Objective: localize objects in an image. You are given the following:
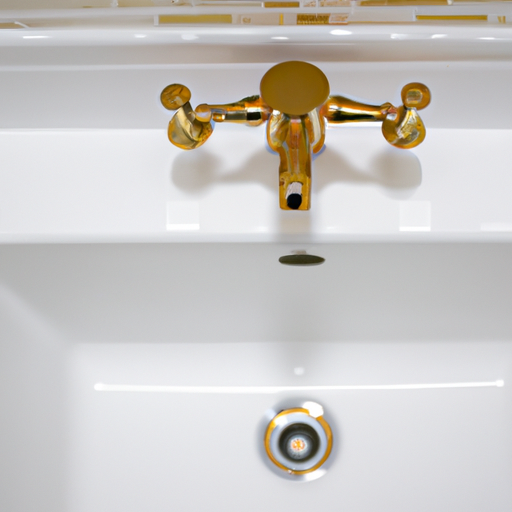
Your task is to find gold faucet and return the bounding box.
[161,61,431,210]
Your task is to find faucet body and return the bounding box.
[161,62,430,210]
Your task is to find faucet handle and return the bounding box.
[161,83,192,111]
[160,83,213,150]
[381,82,431,149]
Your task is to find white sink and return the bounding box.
[1,13,512,512]
[1,243,512,511]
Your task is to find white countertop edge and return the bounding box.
[2,232,512,244]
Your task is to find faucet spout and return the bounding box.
[268,110,324,210]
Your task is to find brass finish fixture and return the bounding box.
[161,61,431,210]
[264,406,333,476]
[260,61,330,116]
[382,82,431,148]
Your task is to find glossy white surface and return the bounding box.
[1,243,512,511]
[1,125,512,241]
[1,22,512,512]
[0,25,512,241]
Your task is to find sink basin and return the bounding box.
[1,242,512,511]
[1,10,512,512]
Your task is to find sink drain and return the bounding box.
[264,404,333,477]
